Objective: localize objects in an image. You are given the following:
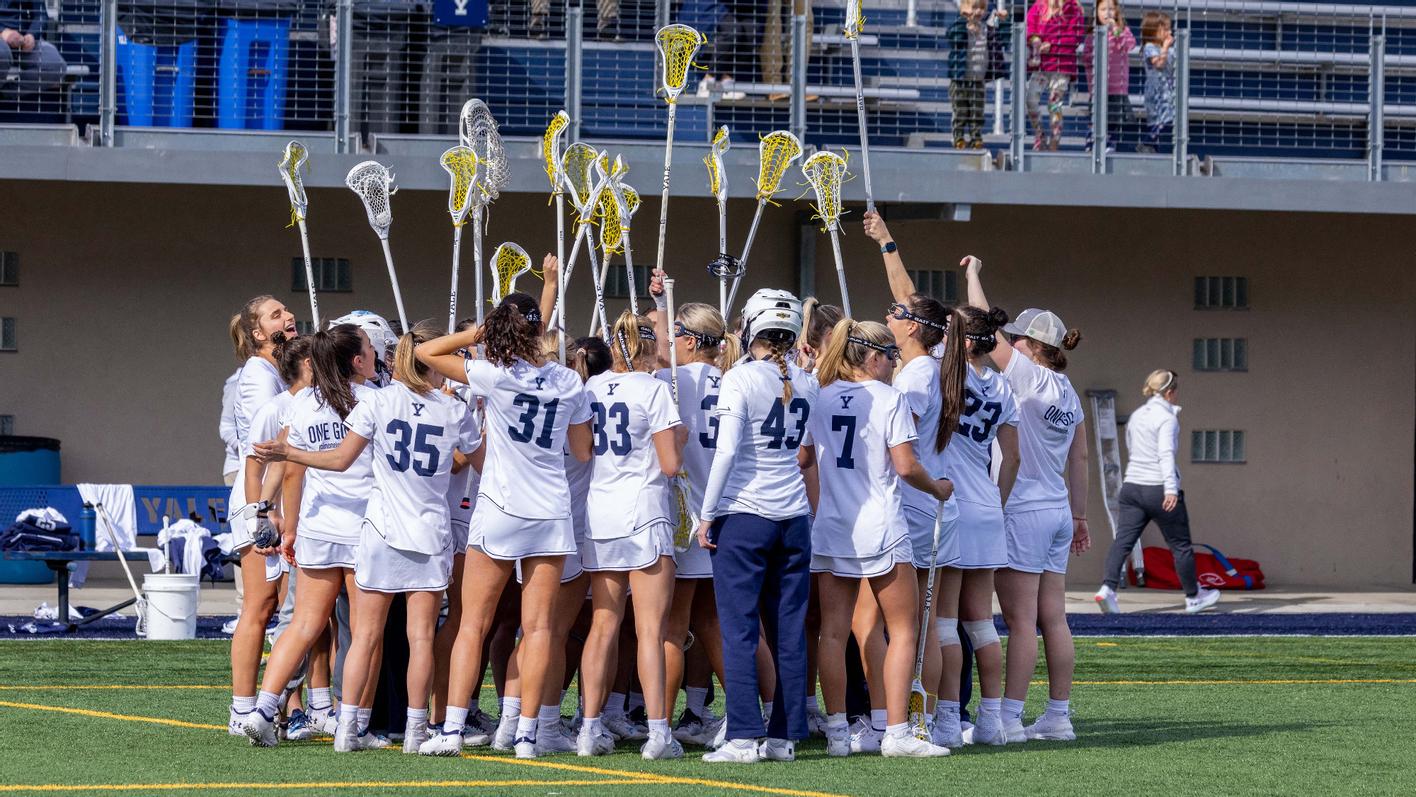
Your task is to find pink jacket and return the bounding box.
[1026,0,1085,76]
[1106,26,1136,95]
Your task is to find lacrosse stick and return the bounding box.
[345,160,408,331]
[461,100,509,325]
[844,0,876,212]
[703,126,737,314]
[664,276,697,552]
[725,130,802,317]
[490,242,533,304]
[543,110,571,359]
[909,502,946,740]
[440,145,480,333]
[603,154,639,316]
[591,179,643,338]
[548,142,602,333]
[651,23,707,290]
[278,141,319,328]
[161,514,172,574]
[95,502,147,636]
[802,150,853,318]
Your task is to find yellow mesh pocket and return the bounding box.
[542,110,570,195]
[561,142,600,217]
[844,0,866,39]
[491,242,532,302]
[801,150,849,229]
[655,24,707,102]
[755,130,804,203]
[672,475,698,552]
[278,140,309,224]
[439,146,479,227]
[705,125,730,202]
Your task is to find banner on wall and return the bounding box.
[432,0,490,27]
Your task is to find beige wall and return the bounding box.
[1,182,1412,587]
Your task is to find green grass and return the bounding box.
[1,637,1415,796]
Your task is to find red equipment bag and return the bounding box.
[1127,543,1265,590]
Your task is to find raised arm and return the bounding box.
[961,255,1012,371]
[416,327,481,384]
[538,254,560,328]
[1066,421,1090,554]
[863,210,916,303]
[647,269,671,368]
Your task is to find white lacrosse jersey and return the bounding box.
[284,383,377,545]
[1002,353,1083,512]
[245,390,297,459]
[655,362,724,512]
[463,358,592,520]
[565,451,593,540]
[705,359,819,521]
[345,382,481,555]
[943,365,1019,509]
[235,356,286,450]
[585,370,682,540]
[893,355,951,515]
[447,386,483,531]
[808,380,916,558]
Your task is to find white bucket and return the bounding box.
[142,573,200,640]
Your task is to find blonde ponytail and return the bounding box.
[1142,369,1176,398]
[394,320,441,396]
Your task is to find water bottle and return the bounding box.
[79,503,97,550]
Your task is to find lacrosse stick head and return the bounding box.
[491,242,533,304]
[801,150,849,230]
[671,476,699,553]
[755,130,804,203]
[620,183,642,221]
[655,24,707,103]
[561,142,600,217]
[278,140,309,222]
[595,183,627,256]
[542,110,570,195]
[844,0,865,39]
[345,160,396,240]
[460,99,508,204]
[705,125,730,204]
[439,145,480,228]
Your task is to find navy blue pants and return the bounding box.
[709,512,812,741]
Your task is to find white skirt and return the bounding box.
[355,522,453,594]
[1004,505,1073,575]
[905,502,960,569]
[468,499,576,561]
[956,500,1008,569]
[450,518,470,554]
[295,536,357,571]
[581,522,676,573]
[674,532,713,579]
[812,535,914,579]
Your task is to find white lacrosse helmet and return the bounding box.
[329,310,398,364]
[741,289,803,345]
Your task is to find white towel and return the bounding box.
[157,519,212,577]
[72,485,162,586]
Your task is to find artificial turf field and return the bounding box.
[1,636,1414,796]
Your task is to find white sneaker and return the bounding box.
[491,713,518,750]
[356,731,391,750]
[882,731,951,758]
[805,709,826,737]
[1094,584,1119,614]
[334,719,359,753]
[536,724,576,755]
[1002,715,1028,744]
[1186,588,1221,613]
[241,709,278,748]
[306,706,337,737]
[702,738,761,763]
[825,723,851,757]
[228,707,247,737]
[1025,711,1076,741]
[758,738,795,761]
[641,733,684,760]
[931,709,963,748]
[462,709,495,746]
[848,719,882,754]
[514,733,538,759]
[970,711,1007,745]
[705,715,728,749]
[418,730,464,756]
[576,728,616,756]
[672,712,706,744]
[603,712,647,741]
[403,720,430,754]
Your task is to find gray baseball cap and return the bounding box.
[1002,308,1067,348]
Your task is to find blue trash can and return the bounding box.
[217,18,290,130]
[115,28,197,127]
[0,437,62,584]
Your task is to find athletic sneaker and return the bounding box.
[285,708,318,741]
[576,728,616,757]
[334,719,359,753]
[882,732,950,758]
[758,738,795,761]
[805,709,827,737]
[463,709,496,747]
[307,706,337,737]
[604,713,648,741]
[418,730,465,757]
[641,733,685,761]
[931,710,963,749]
[1024,712,1076,741]
[228,708,248,737]
[1002,716,1028,744]
[673,709,707,744]
[403,720,430,754]
[704,715,728,750]
[1186,588,1221,614]
[1094,584,1119,614]
[241,709,279,748]
[702,738,760,764]
[357,730,391,750]
[491,713,518,751]
[513,735,538,759]
[825,723,851,757]
[970,711,1007,746]
[536,724,576,755]
[848,719,883,754]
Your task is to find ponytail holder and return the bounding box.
[615,330,633,365]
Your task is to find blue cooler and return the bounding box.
[0,436,62,584]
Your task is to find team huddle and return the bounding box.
[223,211,1089,764]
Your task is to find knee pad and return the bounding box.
[934,617,961,648]
[963,619,1000,650]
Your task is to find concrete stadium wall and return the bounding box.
[1,181,1411,588]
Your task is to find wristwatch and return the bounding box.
[881,241,898,254]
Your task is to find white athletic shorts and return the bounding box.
[905,502,960,569]
[354,522,453,594]
[674,531,713,579]
[294,536,357,571]
[581,522,676,573]
[956,500,1007,570]
[450,518,470,554]
[468,499,575,561]
[1004,506,1072,574]
[812,535,914,579]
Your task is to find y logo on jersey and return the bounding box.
[707,376,721,389]
[839,395,855,409]
[534,377,547,391]
[411,402,426,417]
[607,383,620,396]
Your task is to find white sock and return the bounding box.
[501,696,522,720]
[627,692,645,713]
[338,703,359,728]
[980,697,1001,715]
[581,715,605,736]
[232,695,256,713]
[938,700,960,717]
[605,692,626,717]
[826,712,848,731]
[686,686,708,717]
[515,714,538,742]
[356,707,372,733]
[1046,698,1070,716]
[407,707,428,726]
[648,718,670,738]
[538,705,561,735]
[254,690,281,717]
[885,721,909,738]
[1001,698,1025,721]
[444,706,469,734]
[869,709,887,731]
[807,693,822,715]
[308,687,332,711]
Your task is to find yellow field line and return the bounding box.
[464,754,847,797]
[0,780,651,793]
[0,685,224,691]
[1066,678,1416,686]
[0,701,225,730]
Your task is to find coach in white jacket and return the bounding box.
[1095,370,1220,614]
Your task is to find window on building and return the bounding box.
[0,252,17,286]
[1192,430,1246,464]
[292,258,353,293]
[295,320,317,336]
[0,415,12,435]
[1194,276,1248,310]
[1193,338,1247,372]
[0,318,14,352]
[909,269,958,304]
[605,264,652,299]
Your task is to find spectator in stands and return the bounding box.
[1138,11,1175,153]
[531,0,620,42]
[1024,0,1084,151]
[761,0,813,86]
[0,0,67,104]
[946,0,1009,150]
[1090,0,1137,152]
[692,0,764,100]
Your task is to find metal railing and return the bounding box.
[0,1,1409,176]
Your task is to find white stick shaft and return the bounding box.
[913,504,945,677]
[717,200,728,255]
[549,219,586,332]
[96,504,143,601]
[726,200,768,318]
[666,277,678,401]
[654,103,678,282]
[472,206,485,326]
[850,37,876,213]
[623,232,639,316]
[380,236,409,332]
[586,225,610,338]
[448,226,463,333]
[556,192,567,362]
[827,224,852,318]
[590,238,613,337]
[296,219,320,328]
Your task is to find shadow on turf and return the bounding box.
[962,718,1328,752]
